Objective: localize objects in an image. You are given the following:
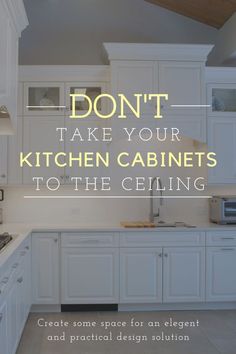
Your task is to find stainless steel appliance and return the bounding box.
[210,196,236,224]
[0,232,13,251]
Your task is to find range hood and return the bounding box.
[0,106,14,135]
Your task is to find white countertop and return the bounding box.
[0,222,236,268]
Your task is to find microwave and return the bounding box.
[210,196,236,224]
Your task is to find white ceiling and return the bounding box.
[19,0,217,65]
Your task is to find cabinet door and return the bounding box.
[159,62,205,116]
[61,248,119,303]
[65,82,108,120]
[163,247,205,303]
[206,247,236,301]
[23,116,65,184]
[0,137,8,185]
[32,233,59,304]
[7,280,18,354]
[120,248,162,303]
[207,84,236,117]
[111,61,157,115]
[0,301,8,354]
[23,83,65,115]
[208,117,236,183]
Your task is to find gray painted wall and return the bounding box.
[20,0,217,65]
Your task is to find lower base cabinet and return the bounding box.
[120,247,205,304]
[206,247,236,301]
[61,248,119,303]
[0,301,7,354]
[0,237,31,354]
[163,247,205,303]
[120,248,163,303]
[32,233,60,305]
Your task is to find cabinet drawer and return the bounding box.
[120,232,205,247]
[61,232,119,248]
[206,231,236,246]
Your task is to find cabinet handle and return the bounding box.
[25,246,30,250]
[164,253,168,257]
[0,313,3,322]
[158,253,162,257]
[17,277,23,284]
[0,174,6,178]
[221,248,235,251]
[79,239,100,243]
[221,237,235,240]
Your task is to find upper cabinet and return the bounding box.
[206,68,236,184]
[110,61,157,115]
[0,0,28,134]
[104,43,213,142]
[24,83,65,116]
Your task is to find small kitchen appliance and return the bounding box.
[210,196,236,224]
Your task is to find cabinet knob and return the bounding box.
[17,277,23,284]
[0,174,6,178]
[164,253,168,257]
[158,253,162,257]
[25,246,30,250]
[54,238,58,243]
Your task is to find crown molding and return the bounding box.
[104,43,214,62]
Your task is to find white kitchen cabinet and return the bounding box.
[61,247,119,303]
[23,82,65,116]
[207,117,236,184]
[207,83,236,116]
[111,61,157,115]
[7,279,18,354]
[32,233,60,305]
[0,137,8,185]
[65,82,108,119]
[159,61,205,116]
[0,237,31,354]
[120,248,163,303]
[23,116,65,184]
[0,301,7,354]
[0,0,28,132]
[163,247,205,303]
[206,247,236,301]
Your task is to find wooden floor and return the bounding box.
[17,310,236,354]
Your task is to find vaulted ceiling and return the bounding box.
[145,0,236,28]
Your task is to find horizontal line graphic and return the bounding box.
[26,105,66,108]
[24,195,212,199]
[171,104,211,107]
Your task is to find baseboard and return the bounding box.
[118,302,236,311]
[30,304,61,313]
